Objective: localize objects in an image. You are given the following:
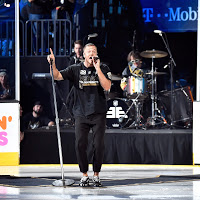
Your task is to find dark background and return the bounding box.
[0,0,197,119]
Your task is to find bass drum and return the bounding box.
[106,98,135,128]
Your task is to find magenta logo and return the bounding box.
[0,132,8,146]
[0,116,12,146]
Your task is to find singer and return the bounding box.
[47,43,111,187]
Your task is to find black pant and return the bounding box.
[75,113,106,173]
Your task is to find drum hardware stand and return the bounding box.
[119,93,145,129]
[147,58,168,127]
[118,98,136,125]
[129,98,145,129]
[157,31,177,128]
[140,49,168,127]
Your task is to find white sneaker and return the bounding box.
[92,176,102,187]
[79,176,89,187]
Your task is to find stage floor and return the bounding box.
[0,164,200,200]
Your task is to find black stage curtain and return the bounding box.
[103,131,192,165]
[20,128,192,165]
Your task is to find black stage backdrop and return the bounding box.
[20,57,71,119]
[0,57,71,119]
[20,128,192,165]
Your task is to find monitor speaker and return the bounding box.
[158,86,193,124]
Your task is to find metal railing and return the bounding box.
[0,20,24,57]
[0,19,72,57]
[25,19,72,57]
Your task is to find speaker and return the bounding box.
[158,86,193,124]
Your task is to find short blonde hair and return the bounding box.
[83,43,97,52]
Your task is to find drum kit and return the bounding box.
[106,49,169,129]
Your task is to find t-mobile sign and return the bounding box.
[141,0,197,32]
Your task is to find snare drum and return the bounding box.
[127,76,146,95]
[106,98,135,128]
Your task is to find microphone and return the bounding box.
[154,30,163,35]
[163,64,168,69]
[89,56,99,60]
[176,80,188,97]
[88,33,98,40]
[176,80,183,87]
[32,73,51,79]
[163,61,170,69]
[47,55,54,65]
[50,58,53,66]
[154,30,163,34]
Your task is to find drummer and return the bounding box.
[120,51,145,91]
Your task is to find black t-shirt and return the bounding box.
[69,55,82,66]
[20,117,25,132]
[28,0,51,15]
[60,62,111,117]
[23,112,52,130]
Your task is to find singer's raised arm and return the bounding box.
[47,48,64,81]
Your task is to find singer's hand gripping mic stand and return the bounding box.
[158,31,176,127]
[50,61,75,187]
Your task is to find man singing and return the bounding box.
[47,43,111,187]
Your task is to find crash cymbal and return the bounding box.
[112,74,122,81]
[145,71,167,76]
[140,50,168,58]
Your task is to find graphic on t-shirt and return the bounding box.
[79,70,99,89]
[28,121,40,129]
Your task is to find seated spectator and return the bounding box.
[0,70,11,100]
[23,101,55,130]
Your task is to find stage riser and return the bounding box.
[20,129,192,165]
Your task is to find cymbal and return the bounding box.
[140,50,168,58]
[145,71,167,76]
[112,74,122,81]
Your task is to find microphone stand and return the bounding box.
[83,35,90,46]
[158,32,176,127]
[131,30,137,51]
[50,62,75,187]
[83,33,98,46]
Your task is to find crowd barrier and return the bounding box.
[0,19,72,57]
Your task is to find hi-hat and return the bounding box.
[112,74,122,81]
[145,71,167,76]
[140,50,168,58]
